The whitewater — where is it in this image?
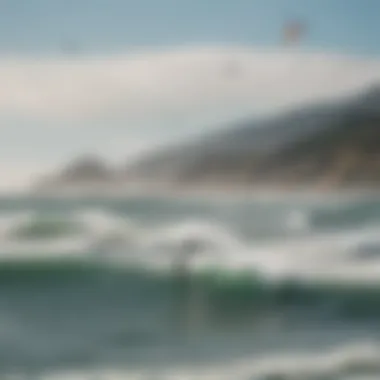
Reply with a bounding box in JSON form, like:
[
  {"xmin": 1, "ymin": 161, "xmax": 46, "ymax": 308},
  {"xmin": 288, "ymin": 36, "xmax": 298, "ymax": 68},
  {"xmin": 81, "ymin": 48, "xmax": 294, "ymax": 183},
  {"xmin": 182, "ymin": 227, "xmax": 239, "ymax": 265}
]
[{"xmin": 1, "ymin": 192, "xmax": 380, "ymax": 379}]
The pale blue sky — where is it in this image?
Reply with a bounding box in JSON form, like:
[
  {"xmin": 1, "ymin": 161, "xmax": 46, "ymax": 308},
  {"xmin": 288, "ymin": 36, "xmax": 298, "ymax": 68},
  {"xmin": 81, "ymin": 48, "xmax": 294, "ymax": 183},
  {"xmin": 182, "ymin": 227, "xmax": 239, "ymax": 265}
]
[
  {"xmin": 0, "ymin": 0, "xmax": 378, "ymax": 55},
  {"xmin": 0, "ymin": 0, "xmax": 379, "ymax": 188}
]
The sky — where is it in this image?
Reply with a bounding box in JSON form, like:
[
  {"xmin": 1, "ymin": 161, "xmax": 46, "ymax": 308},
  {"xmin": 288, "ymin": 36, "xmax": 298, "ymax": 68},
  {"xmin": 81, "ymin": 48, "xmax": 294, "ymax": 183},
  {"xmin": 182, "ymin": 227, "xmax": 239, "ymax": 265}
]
[{"xmin": 1, "ymin": 0, "xmax": 380, "ymax": 189}]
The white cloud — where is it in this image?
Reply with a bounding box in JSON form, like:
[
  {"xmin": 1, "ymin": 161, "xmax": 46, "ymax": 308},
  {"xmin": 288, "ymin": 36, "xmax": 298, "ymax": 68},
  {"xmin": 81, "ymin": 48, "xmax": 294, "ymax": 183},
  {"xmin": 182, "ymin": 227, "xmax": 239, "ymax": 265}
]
[{"xmin": 1, "ymin": 46, "xmax": 380, "ymax": 124}]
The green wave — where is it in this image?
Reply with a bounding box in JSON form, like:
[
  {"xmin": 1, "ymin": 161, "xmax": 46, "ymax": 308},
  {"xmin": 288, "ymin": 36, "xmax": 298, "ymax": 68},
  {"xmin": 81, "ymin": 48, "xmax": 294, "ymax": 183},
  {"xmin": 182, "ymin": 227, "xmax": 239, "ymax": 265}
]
[
  {"xmin": 0, "ymin": 260, "xmax": 379, "ymax": 322},
  {"xmin": 7, "ymin": 217, "xmax": 85, "ymax": 240}
]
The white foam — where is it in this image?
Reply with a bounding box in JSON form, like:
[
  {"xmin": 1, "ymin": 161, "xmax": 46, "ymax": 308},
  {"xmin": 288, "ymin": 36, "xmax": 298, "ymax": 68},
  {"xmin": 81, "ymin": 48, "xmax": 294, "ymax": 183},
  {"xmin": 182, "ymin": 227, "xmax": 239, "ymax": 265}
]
[
  {"xmin": 77, "ymin": 208, "xmax": 139, "ymax": 238},
  {"xmin": 285, "ymin": 209, "xmax": 310, "ymax": 231},
  {"xmin": 143, "ymin": 219, "xmax": 244, "ymax": 256},
  {"xmin": 0, "ymin": 211, "xmax": 34, "ymax": 238},
  {"xmin": 0, "ymin": 208, "xmax": 141, "ymax": 260},
  {"xmin": 25, "ymin": 340, "xmax": 380, "ymax": 380},
  {"xmin": 126, "ymin": 218, "xmax": 380, "ymax": 284},
  {"xmin": 0, "ymin": 208, "xmax": 379, "ymax": 285}
]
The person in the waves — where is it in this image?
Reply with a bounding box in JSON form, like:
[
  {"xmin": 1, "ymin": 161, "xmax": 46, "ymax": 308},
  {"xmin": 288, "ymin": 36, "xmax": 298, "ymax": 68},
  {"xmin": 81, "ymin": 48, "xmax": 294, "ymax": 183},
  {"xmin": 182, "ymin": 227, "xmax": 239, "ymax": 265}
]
[{"xmin": 171, "ymin": 238, "xmax": 206, "ymax": 333}]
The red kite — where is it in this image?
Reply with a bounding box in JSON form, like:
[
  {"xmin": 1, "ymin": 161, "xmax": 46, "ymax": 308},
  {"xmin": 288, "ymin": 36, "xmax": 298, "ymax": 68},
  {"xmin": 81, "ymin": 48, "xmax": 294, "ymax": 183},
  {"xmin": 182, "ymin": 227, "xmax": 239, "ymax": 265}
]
[{"xmin": 282, "ymin": 20, "xmax": 307, "ymax": 46}]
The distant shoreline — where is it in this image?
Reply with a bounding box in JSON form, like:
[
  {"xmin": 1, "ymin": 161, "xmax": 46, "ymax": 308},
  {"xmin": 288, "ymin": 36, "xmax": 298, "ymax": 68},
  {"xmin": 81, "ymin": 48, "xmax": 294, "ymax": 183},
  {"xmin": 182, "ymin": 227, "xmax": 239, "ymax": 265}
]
[{"xmin": 26, "ymin": 183, "xmax": 380, "ymax": 202}]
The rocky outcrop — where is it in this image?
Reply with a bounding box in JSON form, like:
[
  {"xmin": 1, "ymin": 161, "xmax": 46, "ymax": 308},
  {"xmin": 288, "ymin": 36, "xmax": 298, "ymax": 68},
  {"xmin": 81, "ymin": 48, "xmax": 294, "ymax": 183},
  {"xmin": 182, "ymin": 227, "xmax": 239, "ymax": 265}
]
[{"xmin": 33, "ymin": 155, "xmax": 118, "ymax": 193}]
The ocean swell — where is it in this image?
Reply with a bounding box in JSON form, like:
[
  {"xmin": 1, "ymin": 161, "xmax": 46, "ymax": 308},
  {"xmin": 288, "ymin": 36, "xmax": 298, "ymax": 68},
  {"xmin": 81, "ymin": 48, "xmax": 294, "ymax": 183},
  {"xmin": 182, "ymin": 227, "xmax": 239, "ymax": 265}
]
[{"xmin": 0, "ymin": 206, "xmax": 380, "ymax": 322}]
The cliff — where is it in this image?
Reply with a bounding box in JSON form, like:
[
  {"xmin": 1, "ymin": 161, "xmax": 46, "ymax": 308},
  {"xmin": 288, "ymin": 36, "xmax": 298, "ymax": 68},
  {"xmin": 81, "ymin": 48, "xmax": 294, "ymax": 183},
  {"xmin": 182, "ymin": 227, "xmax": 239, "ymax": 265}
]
[
  {"xmin": 33, "ymin": 155, "xmax": 119, "ymax": 193},
  {"xmin": 124, "ymin": 85, "xmax": 380, "ymax": 190},
  {"xmin": 34, "ymin": 84, "xmax": 380, "ymax": 194}
]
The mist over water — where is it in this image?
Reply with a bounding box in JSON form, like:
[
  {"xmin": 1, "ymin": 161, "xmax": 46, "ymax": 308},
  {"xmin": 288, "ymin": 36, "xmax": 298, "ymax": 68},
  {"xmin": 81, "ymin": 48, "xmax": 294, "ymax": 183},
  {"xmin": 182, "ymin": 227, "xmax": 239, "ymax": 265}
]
[{"xmin": 0, "ymin": 193, "xmax": 380, "ymax": 379}]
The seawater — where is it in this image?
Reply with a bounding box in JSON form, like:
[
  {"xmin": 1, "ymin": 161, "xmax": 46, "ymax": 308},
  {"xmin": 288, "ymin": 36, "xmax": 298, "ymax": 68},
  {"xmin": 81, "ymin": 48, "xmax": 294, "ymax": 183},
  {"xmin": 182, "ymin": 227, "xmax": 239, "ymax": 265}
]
[{"xmin": 1, "ymin": 193, "xmax": 380, "ymax": 379}]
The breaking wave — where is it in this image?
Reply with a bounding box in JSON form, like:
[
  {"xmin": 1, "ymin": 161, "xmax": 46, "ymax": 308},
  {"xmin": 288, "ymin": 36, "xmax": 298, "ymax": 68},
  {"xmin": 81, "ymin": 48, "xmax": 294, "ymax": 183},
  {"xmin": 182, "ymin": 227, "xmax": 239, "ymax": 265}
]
[
  {"xmin": 21, "ymin": 340, "xmax": 380, "ymax": 379},
  {"xmin": 0, "ymin": 206, "xmax": 380, "ymax": 322},
  {"xmin": 0, "ymin": 207, "xmax": 380, "ymax": 279}
]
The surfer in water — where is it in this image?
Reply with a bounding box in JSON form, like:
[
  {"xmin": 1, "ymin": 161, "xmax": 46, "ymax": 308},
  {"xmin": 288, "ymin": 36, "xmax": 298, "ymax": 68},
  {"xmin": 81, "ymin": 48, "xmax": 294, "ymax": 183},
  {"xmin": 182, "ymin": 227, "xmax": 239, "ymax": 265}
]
[
  {"xmin": 171, "ymin": 238, "xmax": 206, "ymax": 332},
  {"xmin": 172, "ymin": 239, "xmax": 199, "ymax": 276}
]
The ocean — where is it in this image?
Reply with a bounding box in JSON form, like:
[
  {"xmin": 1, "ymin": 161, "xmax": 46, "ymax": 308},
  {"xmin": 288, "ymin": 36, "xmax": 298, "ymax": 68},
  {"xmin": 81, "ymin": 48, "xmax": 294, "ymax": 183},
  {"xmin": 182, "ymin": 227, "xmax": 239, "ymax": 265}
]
[{"xmin": 1, "ymin": 192, "xmax": 380, "ymax": 379}]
